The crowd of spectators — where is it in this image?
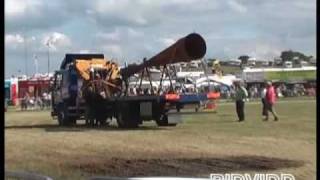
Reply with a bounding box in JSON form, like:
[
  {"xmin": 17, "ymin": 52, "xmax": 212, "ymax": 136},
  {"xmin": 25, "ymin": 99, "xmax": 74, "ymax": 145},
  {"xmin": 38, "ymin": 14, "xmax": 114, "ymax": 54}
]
[
  {"xmin": 127, "ymin": 82, "xmax": 316, "ymax": 99},
  {"xmin": 219, "ymin": 82, "xmax": 316, "ymax": 100},
  {"xmin": 11, "ymin": 82, "xmax": 316, "ymax": 111},
  {"xmin": 20, "ymin": 91, "xmax": 51, "ymax": 111}
]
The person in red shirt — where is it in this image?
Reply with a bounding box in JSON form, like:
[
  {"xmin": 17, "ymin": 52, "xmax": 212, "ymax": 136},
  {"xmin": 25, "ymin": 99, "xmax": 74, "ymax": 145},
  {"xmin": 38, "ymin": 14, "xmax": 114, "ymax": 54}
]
[{"xmin": 264, "ymin": 81, "xmax": 279, "ymax": 121}]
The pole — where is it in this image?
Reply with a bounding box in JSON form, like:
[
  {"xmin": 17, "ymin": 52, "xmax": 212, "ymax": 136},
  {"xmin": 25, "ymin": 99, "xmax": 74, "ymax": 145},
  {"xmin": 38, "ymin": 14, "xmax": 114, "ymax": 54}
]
[
  {"xmin": 24, "ymin": 33, "xmax": 28, "ymax": 77},
  {"xmin": 47, "ymin": 41, "xmax": 50, "ymax": 75},
  {"xmin": 34, "ymin": 54, "xmax": 38, "ymax": 74}
]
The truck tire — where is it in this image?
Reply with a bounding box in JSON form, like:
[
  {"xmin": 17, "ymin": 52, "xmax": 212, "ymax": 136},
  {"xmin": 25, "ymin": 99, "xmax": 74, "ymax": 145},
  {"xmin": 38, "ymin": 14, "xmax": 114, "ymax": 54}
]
[
  {"xmin": 176, "ymin": 105, "xmax": 181, "ymax": 112},
  {"xmin": 69, "ymin": 117, "xmax": 77, "ymax": 125},
  {"xmin": 116, "ymin": 104, "xmax": 139, "ymax": 128},
  {"xmin": 117, "ymin": 112, "xmax": 139, "ymax": 128},
  {"xmin": 96, "ymin": 115, "xmax": 109, "ymax": 126},
  {"xmin": 57, "ymin": 106, "xmax": 70, "ymax": 126},
  {"xmin": 156, "ymin": 114, "xmax": 177, "ymax": 127},
  {"xmin": 85, "ymin": 106, "xmax": 95, "ymax": 127}
]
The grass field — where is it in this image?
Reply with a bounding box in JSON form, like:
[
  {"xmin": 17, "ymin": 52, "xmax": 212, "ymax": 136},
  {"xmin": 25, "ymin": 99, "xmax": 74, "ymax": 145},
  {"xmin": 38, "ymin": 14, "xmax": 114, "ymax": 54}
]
[{"xmin": 5, "ymin": 98, "xmax": 316, "ymax": 180}]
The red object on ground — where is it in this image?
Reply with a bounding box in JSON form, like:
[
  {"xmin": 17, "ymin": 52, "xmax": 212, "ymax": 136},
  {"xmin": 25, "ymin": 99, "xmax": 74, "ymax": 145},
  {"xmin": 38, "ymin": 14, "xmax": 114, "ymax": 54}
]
[{"xmin": 206, "ymin": 101, "xmax": 217, "ymax": 109}]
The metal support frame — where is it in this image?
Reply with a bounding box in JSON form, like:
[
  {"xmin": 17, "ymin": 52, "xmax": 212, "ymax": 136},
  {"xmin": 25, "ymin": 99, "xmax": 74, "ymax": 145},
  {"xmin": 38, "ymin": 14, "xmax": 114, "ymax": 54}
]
[
  {"xmin": 138, "ymin": 66, "xmax": 155, "ymax": 95},
  {"xmin": 137, "ymin": 58, "xmax": 155, "ymax": 95},
  {"xmin": 200, "ymin": 58, "xmax": 212, "ymax": 92},
  {"xmin": 157, "ymin": 65, "xmax": 175, "ymax": 94}
]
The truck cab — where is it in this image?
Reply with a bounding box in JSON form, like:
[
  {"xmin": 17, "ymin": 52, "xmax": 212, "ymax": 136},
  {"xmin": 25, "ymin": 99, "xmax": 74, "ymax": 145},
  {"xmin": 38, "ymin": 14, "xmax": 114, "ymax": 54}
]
[
  {"xmin": 51, "ymin": 54, "xmax": 104, "ymax": 125},
  {"xmin": 51, "ymin": 67, "xmax": 85, "ymax": 125}
]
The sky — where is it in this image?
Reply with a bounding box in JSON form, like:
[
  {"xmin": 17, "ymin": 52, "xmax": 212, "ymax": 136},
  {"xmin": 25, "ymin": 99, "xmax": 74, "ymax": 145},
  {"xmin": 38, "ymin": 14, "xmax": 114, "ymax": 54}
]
[{"xmin": 5, "ymin": 0, "xmax": 316, "ymax": 78}]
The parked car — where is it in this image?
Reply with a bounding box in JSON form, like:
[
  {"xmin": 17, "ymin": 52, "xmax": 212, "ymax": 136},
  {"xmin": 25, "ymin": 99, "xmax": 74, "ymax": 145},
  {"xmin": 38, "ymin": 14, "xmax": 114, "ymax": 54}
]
[
  {"xmin": 189, "ymin": 61, "xmax": 200, "ymax": 68},
  {"xmin": 284, "ymin": 61, "xmax": 293, "ymax": 68}
]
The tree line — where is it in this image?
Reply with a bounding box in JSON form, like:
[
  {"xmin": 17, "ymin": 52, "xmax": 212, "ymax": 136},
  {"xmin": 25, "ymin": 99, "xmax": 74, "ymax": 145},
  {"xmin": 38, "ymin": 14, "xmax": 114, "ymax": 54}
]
[{"xmin": 206, "ymin": 50, "xmax": 314, "ymax": 67}]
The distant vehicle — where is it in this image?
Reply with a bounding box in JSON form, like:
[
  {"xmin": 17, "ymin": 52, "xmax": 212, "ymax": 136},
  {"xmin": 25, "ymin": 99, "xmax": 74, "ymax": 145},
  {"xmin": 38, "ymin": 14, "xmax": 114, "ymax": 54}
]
[
  {"xmin": 189, "ymin": 61, "xmax": 200, "ymax": 68},
  {"xmin": 227, "ymin": 59, "xmax": 241, "ymax": 66},
  {"xmin": 176, "ymin": 71, "xmax": 205, "ymax": 80},
  {"xmin": 284, "ymin": 61, "xmax": 293, "ymax": 68},
  {"xmin": 176, "ymin": 77, "xmax": 195, "ymax": 90},
  {"xmin": 262, "ymin": 61, "xmax": 269, "ymax": 66},
  {"xmin": 196, "ymin": 74, "xmax": 238, "ymax": 87},
  {"xmin": 248, "ymin": 61, "xmax": 256, "ymax": 67},
  {"xmin": 299, "ymin": 61, "xmax": 309, "ymax": 67},
  {"xmin": 310, "ymin": 58, "xmax": 316, "ymax": 65},
  {"xmin": 274, "ymin": 58, "xmax": 282, "ymax": 66},
  {"xmin": 180, "ymin": 62, "xmax": 188, "ymax": 68}
]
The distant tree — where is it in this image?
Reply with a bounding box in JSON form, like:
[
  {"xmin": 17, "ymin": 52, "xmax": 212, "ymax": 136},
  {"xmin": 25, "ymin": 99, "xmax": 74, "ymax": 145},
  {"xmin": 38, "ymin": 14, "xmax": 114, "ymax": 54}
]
[
  {"xmin": 238, "ymin": 55, "xmax": 250, "ymax": 68},
  {"xmin": 280, "ymin": 50, "xmax": 312, "ymax": 63},
  {"xmin": 207, "ymin": 58, "xmax": 217, "ymax": 67}
]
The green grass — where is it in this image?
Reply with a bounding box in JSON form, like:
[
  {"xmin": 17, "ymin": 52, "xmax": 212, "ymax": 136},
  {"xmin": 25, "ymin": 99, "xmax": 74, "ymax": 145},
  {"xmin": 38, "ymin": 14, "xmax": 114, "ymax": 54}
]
[
  {"xmin": 220, "ymin": 65, "xmax": 242, "ymax": 74},
  {"xmin": 5, "ymin": 98, "xmax": 316, "ymax": 180}
]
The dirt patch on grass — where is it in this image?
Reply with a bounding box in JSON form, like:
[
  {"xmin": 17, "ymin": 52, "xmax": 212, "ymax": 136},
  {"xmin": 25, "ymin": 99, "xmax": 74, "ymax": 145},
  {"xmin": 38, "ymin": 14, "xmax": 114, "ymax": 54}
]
[{"xmin": 70, "ymin": 155, "xmax": 304, "ymax": 177}]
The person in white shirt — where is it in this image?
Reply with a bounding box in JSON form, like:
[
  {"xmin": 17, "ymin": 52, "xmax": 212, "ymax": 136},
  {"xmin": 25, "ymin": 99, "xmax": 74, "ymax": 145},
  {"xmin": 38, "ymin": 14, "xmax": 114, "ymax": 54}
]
[
  {"xmin": 261, "ymin": 84, "xmax": 267, "ymax": 119},
  {"xmin": 47, "ymin": 93, "xmax": 51, "ymax": 107}
]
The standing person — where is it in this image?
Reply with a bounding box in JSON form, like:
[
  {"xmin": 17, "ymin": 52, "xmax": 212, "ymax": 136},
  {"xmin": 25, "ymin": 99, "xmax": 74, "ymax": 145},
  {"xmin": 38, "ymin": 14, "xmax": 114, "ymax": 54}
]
[
  {"xmin": 233, "ymin": 81, "xmax": 248, "ymax": 122},
  {"xmin": 265, "ymin": 81, "xmax": 279, "ymax": 121},
  {"xmin": 261, "ymin": 84, "xmax": 267, "ymax": 119},
  {"xmin": 47, "ymin": 93, "xmax": 51, "ymax": 108},
  {"xmin": 254, "ymin": 86, "xmax": 258, "ymax": 98},
  {"xmin": 21, "ymin": 92, "xmax": 29, "ymax": 111},
  {"xmin": 42, "ymin": 92, "xmax": 48, "ymax": 108}
]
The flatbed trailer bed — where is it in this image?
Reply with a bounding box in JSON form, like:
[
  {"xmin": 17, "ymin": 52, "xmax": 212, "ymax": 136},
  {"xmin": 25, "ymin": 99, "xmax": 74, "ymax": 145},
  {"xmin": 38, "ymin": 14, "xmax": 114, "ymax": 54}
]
[
  {"xmin": 168, "ymin": 92, "xmax": 220, "ymax": 112},
  {"xmin": 51, "ymin": 94, "xmax": 181, "ymax": 128}
]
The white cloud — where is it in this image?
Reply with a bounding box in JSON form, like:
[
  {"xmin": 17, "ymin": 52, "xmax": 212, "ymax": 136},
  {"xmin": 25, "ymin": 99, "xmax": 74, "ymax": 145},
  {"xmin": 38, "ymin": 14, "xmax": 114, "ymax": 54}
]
[
  {"xmin": 96, "ymin": 29, "xmax": 121, "ymax": 41},
  {"xmin": 5, "ymin": 0, "xmax": 27, "ymax": 16},
  {"xmin": 159, "ymin": 38, "xmax": 176, "ymax": 47},
  {"xmin": 102, "ymin": 44, "xmax": 122, "ymax": 57},
  {"xmin": 127, "ymin": 28, "xmax": 143, "ymax": 37},
  {"xmin": 4, "ymin": 0, "xmax": 316, "ymax": 77},
  {"xmin": 79, "ymin": 49, "xmax": 91, "ymax": 54},
  {"xmin": 5, "ymin": 34, "xmax": 24, "ymax": 44},
  {"xmin": 227, "ymin": 0, "xmax": 247, "ymax": 13},
  {"xmin": 5, "ymin": 34, "xmax": 26, "ymax": 50},
  {"xmin": 41, "ymin": 32, "xmax": 72, "ymax": 51}
]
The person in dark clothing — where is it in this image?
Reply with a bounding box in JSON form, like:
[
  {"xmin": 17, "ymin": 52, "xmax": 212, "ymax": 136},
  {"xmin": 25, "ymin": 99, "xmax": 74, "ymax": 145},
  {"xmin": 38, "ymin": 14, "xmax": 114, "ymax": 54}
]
[
  {"xmin": 233, "ymin": 81, "xmax": 248, "ymax": 122},
  {"xmin": 261, "ymin": 84, "xmax": 268, "ymax": 119}
]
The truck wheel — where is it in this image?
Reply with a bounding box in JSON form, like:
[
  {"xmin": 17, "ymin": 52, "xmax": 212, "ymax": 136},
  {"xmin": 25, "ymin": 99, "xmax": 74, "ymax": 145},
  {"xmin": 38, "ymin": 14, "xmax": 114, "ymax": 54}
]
[
  {"xmin": 156, "ymin": 114, "xmax": 169, "ymax": 126},
  {"xmin": 96, "ymin": 116, "xmax": 108, "ymax": 126},
  {"xmin": 168, "ymin": 123, "xmax": 177, "ymax": 126},
  {"xmin": 57, "ymin": 111, "xmax": 64, "ymax": 126},
  {"xmin": 85, "ymin": 106, "xmax": 96, "ymax": 127},
  {"xmin": 176, "ymin": 106, "xmax": 181, "ymax": 112},
  {"xmin": 116, "ymin": 112, "xmax": 138, "ymax": 128},
  {"xmin": 58, "ymin": 108, "xmax": 69, "ymax": 126},
  {"xmin": 156, "ymin": 114, "xmax": 177, "ymax": 127},
  {"xmin": 69, "ymin": 117, "xmax": 77, "ymax": 125}
]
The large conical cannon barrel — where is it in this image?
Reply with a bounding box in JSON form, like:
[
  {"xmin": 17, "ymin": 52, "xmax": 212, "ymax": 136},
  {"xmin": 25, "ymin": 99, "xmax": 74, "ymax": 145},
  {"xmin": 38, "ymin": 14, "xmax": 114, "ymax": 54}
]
[{"xmin": 121, "ymin": 33, "xmax": 206, "ymax": 78}]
